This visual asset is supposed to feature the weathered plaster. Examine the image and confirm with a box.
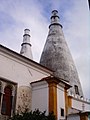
[16,86,32,113]
[40,10,83,96]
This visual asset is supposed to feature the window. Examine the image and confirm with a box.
[61,108,64,117]
[1,86,12,116]
[74,85,79,95]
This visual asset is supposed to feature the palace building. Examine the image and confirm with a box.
[0,10,90,120]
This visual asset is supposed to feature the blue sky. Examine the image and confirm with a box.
[0,0,89,98]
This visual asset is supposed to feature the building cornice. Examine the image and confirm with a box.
[0,44,53,75]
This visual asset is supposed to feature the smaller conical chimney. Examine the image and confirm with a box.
[20,29,33,59]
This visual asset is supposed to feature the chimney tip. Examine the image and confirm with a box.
[24,29,30,35]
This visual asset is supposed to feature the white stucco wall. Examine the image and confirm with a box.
[84,102,90,111]
[0,52,51,87]
[31,81,49,114]
[72,99,82,111]
[0,48,52,113]
[57,84,65,120]
[72,98,90,111]
[67,114,80,120]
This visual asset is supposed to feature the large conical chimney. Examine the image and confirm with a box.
[20,29,33,59]
[40,10,83,96]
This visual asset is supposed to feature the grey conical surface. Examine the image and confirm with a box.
[40,10,83,96]
[20,29,33,59]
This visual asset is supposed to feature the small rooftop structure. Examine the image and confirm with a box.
[20,29,33,59]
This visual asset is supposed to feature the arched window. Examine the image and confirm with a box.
[1,86,12,116]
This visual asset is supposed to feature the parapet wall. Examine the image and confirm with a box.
[68,91,90,112]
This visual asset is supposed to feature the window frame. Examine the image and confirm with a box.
[74,85,79,95]
[61,108,64,117]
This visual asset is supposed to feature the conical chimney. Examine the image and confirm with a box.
[40,10,83,96]
[20,29,33,59]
